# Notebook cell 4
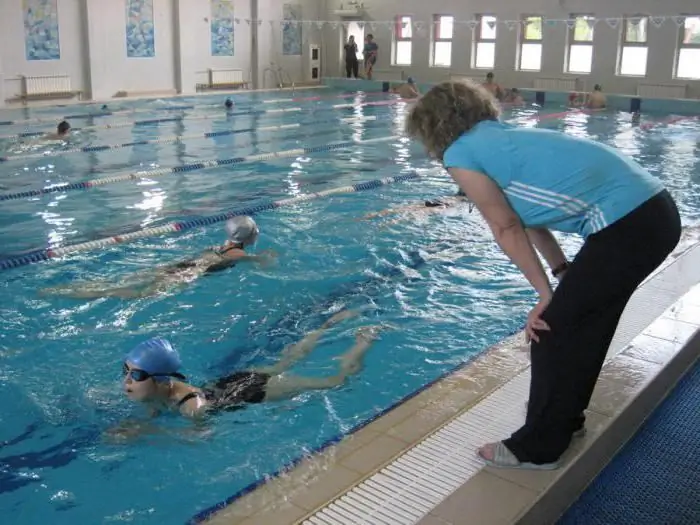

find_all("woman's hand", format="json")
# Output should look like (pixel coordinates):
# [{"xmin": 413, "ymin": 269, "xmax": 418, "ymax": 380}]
[{"xmin": 526, "ymin": 294, "xmax": 552, "ymax": 343}]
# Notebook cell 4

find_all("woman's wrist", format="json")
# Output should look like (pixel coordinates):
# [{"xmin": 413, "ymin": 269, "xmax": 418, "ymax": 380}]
[{"xmin": 551, "ymin": 261, "xmax": 570, "ymax": 278}]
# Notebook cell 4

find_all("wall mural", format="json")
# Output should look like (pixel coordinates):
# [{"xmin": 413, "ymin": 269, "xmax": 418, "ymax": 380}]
[
  {"xmin": 23, "ymin": 0, "xmax": 61, "ymax": 61},
  {"xmin": 282, "ymin": 4, "xmax": 302, "ymax": 56},
  {"xmin": 126, "ymin": 0, "xmax": 155, "ymax": 58},
  {"xmin": 211, "ymin": 0, "xmax": 235, "ymax": 56}
]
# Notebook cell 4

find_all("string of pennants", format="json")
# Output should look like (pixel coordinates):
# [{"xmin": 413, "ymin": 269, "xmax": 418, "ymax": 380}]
[{"xmin": 227, "ymin": 15, "xmax": 690, "ymax": 31}]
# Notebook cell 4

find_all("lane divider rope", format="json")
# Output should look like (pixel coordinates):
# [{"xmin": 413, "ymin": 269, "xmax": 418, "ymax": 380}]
[
  {"xmin": 0, "ymin": 89, "xmax": 389, "ymax": 127},
  {"xmin": 0, "ymin": 116, "xmax": 378, "ymax": 162},
  {"xmin": 0, "ymin": 99, "xmax": 399, "ymax": 140},
  {"xmin": 0, "ymin": 135, "xmax": 399, "ymax": 201},
  {"xmin": 0, "ymin": 170, "xmax": 421, "ymax": 270}
]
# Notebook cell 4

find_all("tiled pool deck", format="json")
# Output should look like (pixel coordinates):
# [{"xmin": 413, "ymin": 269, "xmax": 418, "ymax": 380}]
[{"xmin": 201, "ymin": 225, "xmax": 700, "ymax": 525}]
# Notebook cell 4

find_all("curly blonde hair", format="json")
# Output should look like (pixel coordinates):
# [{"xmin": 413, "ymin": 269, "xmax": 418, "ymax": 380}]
[{"xmin": 405, "ymin": 80, "xmax": 501, "ymax": 161}]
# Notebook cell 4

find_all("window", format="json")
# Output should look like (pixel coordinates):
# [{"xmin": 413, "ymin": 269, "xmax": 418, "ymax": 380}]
[
  {"xmin": 619, "ymin": 16, "xmax": 648, "ymax": 76},
  {"xmin": 473, "ymin": 15, "xmax": 497, "ymax": 69},
  {"xmin": 677, "ymin": 16, "xmax": 700, "ymax": 80},
  {"xmin": 519, "ymin": 16, "xmax": 542, "ymax": 70},
  {"xmin": 393, "ymin": 15, "xmax": 412, "ymax": 66},
  {"xmin": 431, "ymin": 15, "xmax": 454, "ymax": 67},
  {"xmin": 566, "ymin": 15, "xmax": 595, "ymax": 73}
]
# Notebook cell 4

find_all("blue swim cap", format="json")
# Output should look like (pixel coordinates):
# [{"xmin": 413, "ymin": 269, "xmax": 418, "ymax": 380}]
[
  {"xmin": 125, "ymin": 338, "xmax": 182, "ymax": 381},
  {"xmin": 407, "ymin": 77, "xmax": 415, "ymax": 84}
]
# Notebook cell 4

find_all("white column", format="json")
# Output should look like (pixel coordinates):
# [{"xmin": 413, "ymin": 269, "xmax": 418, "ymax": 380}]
[
  {"xmin": 174, "ymin": 0, "xmax": 198, "ymax": 94},
  {"xmin": 250, "ymin": 0, "xmax": 259, "ymax": 89}
]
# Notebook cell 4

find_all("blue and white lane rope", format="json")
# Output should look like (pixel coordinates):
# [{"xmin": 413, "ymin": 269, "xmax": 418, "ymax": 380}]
[
  {"xmin": 0, "ymin": 98, "xmax": 400, "ymax": 141},
  {"xmin": 0, "ymin": 116, "xmax": 378, "ymax": 162},
  {"xmin": 0, "ymin": 106, "xmax": 305, "ymax": 141},
  {"xmin": 0, "ymin": 134, "xmax": 400, "ymax": 201},
  {"xmin": 0, "ymin": 171, "xmax": 421, "ymax": 270},
  {"xmin": 0, "ymin": 105, "xmax": 196, "ymax": 127}
]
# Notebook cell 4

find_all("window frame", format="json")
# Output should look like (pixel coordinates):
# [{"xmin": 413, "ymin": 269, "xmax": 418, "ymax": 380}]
[
  {"xmin": 431, "ymin": 14, "xmax": 454, "ymax": 68},
  {"xmin": 676, "ymin": 15, "xmax": 700, "ymax": 80},
  {"xmin": 518, "ymin": 15, "xmax": 543, "ymax": 71},
  {"xmin": 473, "ymin": 14, "xmax": 497, "ymax": 69},
  {"xmin": 392, "ymin": 14, "xmax": 413, "ymax": 66},
  {"xmin": 617, "ymin": 14, "xmax": 649, "ymax": 77},
  {"xmin": 565, "ymin": 14, "xmax": 595, "ymax": 74}
]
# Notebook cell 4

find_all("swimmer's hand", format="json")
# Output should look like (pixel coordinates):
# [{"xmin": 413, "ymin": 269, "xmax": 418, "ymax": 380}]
[
  {"xmin": 103, "ymin": 420, "xmax": 162, "ymax": 442},
  {"xmin": 247, "ymin": 249, "xmax": 277, "ymax": 267}
]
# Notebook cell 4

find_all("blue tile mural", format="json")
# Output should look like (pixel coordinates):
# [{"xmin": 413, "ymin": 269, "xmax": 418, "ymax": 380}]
[
  {"xmin": 282, "ymin": 3, "xmax": 302, "ymax": 56},
  {"xmin": 23, "ymin": 0, "xmax": 61, "ymax": 61},
  {"xmin": 211, "ymin": 0, "xmax": 235, "ymax": 56},
  {"xmin": 126, "ymin": 0, "xmax": 155, "ymax": 58}
]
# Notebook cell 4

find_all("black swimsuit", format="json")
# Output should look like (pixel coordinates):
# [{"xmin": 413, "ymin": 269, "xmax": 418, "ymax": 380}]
[
  {"xmin": 164, "ymin": 245, "xmax": 240, "ymax": 275},
  {"xmin": 176, "ymin": 371, "xmax": 271, "ymax": 413}
]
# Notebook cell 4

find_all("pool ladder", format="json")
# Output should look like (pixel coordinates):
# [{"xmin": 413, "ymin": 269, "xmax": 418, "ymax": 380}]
[{"xmin": 263, "ymin": 63, "xmax": 294, "ymax": 90}]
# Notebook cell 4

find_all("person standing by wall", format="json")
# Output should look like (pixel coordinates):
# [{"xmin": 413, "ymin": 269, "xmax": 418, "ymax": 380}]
[
  {"xmin": 344, "ymin": 35, "xmax": 359, "ymax": 78},
  {"xmin": 363, "ymin": 34, "xmax": 378, "ymax": 80}
]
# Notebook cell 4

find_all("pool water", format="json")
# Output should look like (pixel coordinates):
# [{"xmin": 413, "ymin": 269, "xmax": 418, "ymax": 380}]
[{"xmin": 0, "ymin": 89, "xmax": 699, "ymax": 524}]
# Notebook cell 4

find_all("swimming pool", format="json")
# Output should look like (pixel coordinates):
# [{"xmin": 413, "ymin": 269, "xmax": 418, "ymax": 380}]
[{"xmin": 1, "ymin": 88, "xmax": 699, "ymax": 524}]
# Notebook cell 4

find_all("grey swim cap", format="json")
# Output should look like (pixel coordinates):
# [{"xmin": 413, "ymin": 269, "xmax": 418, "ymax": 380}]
[{"xmin": 224, "ymin": 216, "xmax": 259, "ymax": 247}]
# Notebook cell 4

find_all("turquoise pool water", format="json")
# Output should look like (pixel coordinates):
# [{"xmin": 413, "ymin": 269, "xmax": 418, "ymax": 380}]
[{"xmin": 0, "ymin": 89, "xmax": 699, "ymax": 524}]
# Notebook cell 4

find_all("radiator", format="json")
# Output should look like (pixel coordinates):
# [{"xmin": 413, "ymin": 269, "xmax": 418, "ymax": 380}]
[
  {"xmin": 209, "ymin": 69, "xmax": 245, "ymax": 86},
  {"xmin": 637, "ymin": 83, "xmax": 688, "ymax": 99},
  {"xmin": 534, "ymin": 77, "xmax": 579, "ymax": 91},
  {"xmin": 23, "ymin": 74, "xmax": 72, "ymax": 96}
]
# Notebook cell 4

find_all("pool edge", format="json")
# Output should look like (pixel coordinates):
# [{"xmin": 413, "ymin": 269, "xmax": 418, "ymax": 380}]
[{"xmin": 196, "ymin": 235, "xmax": 700, "ymax": 525}]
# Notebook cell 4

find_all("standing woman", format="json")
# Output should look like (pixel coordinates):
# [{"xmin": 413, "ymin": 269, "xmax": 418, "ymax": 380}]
[
  {"xmin": 405, "ymin": 80, "xmax": 680, "ymax": 470},
  {"xmin": 363, "ymin": 34, "xmax": 378, "ymax": 80},
  {"xmin": 344, "ymin": 35, "xmax": 359, "ymax": 78}
]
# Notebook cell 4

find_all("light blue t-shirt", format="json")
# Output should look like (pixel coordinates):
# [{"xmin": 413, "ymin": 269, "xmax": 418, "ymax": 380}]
[{"xmin": 443, "ymin": 120, "xmax": 664, "ymax": 238}]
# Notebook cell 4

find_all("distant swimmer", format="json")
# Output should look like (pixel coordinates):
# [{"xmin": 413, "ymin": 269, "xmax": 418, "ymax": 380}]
[
  {"xmin": 42, "ymin": 120, "xmax": 71, "ymax": 141},
  {"xmin": 394, "ymin": 77, "xmax": 420, "ymax": 100},
  {"xmin": 40, "ymin": 216, "xmax": 275, "ymax": 300},
  {"xmin": 361, "ymin": 189, "xmax": 472, "ymax": 221},
  {"xmin": 224, "ymin": 98, "xmax": 234, "ymax": 110},
  {"xmin": 114, "ymin": 310, "xmax": 382, "ymax": 425}
]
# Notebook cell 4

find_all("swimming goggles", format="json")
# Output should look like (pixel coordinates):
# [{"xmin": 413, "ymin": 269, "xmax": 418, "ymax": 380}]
[{"xmin": 123, "ymin": 363, "xmax": 186, "ymax": 382}]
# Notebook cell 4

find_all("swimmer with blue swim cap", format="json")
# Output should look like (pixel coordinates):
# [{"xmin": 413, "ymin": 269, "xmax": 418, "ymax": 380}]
[
  {"xmin": 224, "ymin": 97, "xmax": 234, "ymax": 110},
  {"xmin": 41, "ymin": 216, "xmax": 275, "ymax": 300},
  {"xmin": 121, "ymin": 311, "xmax": 384, "ymax": 419}
]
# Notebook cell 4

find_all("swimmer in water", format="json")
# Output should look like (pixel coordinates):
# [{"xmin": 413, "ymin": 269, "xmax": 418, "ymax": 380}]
[
  {"xmin": 361, "ymin": 189, "xmax": 472, "ymax": 221},
  {"xmin": 585, "ymin": 84, "xmax": 606, "ymax": 109},
  {"xmin": 40, "ymin": 216, "xmax": 274, "ymax": 299},
  {"xmin": 42, "ymin": 120, "xmax": 71, "ymax": 141},
  {"xmin": 482, "ymin": 72, "xmax": 504, "ymax": 101},
  {"xmin": 503, "ymin": 88, "xmax": 524, "ymax": 105},
  {"xmin": 224, "ymin": 98, "xmax": 234, "ymax": 110},
  {"xmin": 119, "ymin": 310, "xmax": 382, "ymax": 420},
  {"xmin": 394, "ymin": 77, "xmax": 420, "ymax": 100}
]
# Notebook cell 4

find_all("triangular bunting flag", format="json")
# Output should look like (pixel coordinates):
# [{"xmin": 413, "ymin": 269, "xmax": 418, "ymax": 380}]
[
  {"xmin": 504, "ymin": 20, "xmax": 518, "ymax": 31},
  {"xmin": 357, "ymin": 21, "xmax": 364, "ymax": 30},
  {"xmin": 487, "ymin": 20, "xmax": 496, "ymax": 30},
  {"xmin": 245, "ymin": 18, "xmax": 251, "ymax": 25},
  {"xmin": 330, "ymin": 21, "xmax": 339, "ymax": 29},
  {"xmin": 315, "ymin": 21, "xmax": 324, "ymax": 29},
  {"xmin": 466, "ymin": 20, "xmax": 478, "ymax": 30},
  {"xmin": 586, "ymin": 18, "xmax": 597, "ymax": 29},
  {"xmin": 566, "ymin": 19, "xmax": 576, "ymax": 29},
  {"xmin": 415, "ymin": 21, "xmax": 424, "ymax": 31},
  {"xmin": 650, "ymin": 16, "xmax": 665, "ymax": 28},
  {"xmin": 279, "ymin": 20, "xmax": 286, "ymax": 27},
  {"xmin": 673, "ymin": 16, "xmax": 685, "ymax": 27},
  {"xmin": 605, "ymin": 18, "xmax": 620, "ymax": 29},
  {"xmin": 627, "ymin": 17, "xmax": 641, "ymax": 27}
]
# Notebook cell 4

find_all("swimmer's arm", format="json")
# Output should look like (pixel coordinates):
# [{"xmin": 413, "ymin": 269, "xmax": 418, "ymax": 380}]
[
  {"xmin": 526, "ymin": 228, "xmax": 568, "ymax": 277},
  {"xmin": 449, "ymin": 168, "xmax": 552, "ymax": 299}
]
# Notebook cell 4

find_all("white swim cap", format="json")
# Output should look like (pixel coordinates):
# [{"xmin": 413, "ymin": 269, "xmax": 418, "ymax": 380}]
[{"xmin": 224, "ymin": 216, "xmax": 259, "ymax": 247}]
